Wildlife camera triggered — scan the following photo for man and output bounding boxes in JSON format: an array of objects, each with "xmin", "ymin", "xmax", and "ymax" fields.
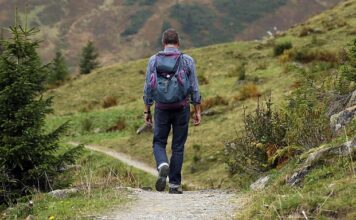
[{"xmin": 143, "ymin": 28, "xmax": 201, "ymax": 194}]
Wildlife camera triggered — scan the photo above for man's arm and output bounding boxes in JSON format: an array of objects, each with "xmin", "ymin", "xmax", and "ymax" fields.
[
  {"xmin": 143, "ymin": 57, "xmax": 155, "ymax": 125},
  {"xmin": 186, "ymin": 56, "xmax": 202, "ymax": 126}
]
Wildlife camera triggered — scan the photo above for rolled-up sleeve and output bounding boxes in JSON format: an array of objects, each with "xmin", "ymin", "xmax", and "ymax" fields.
[
  {"xmin": 143, "ymin": 56, "xmax": 155, "ymax": 106},
  {"xmin": 186, "ymin": 56, "xmax": 201, "ymax": 105}
]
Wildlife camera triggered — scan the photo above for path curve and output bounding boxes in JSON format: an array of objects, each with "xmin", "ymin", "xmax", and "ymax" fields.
[
  {"xmin": 68, "ymin": 142, "xmax": 157, "ymax": 176},
  {"xmin": 69, "ymin": 142, "xmax": 245, "ymax": 219}
]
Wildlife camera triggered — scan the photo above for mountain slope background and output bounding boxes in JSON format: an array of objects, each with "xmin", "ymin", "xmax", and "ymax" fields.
[
  {"xmin": 44, "ymin": 0, "xmax": 355, "ymax": 186},
  {"xmin": 0, "ymin": 0, "xmax": 341, "ymax": 69}
]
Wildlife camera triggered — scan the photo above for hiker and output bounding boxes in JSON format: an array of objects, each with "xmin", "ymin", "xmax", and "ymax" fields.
[{"xmin": 143, "ymin": 28, "xmax": 201, "ymax": 194}]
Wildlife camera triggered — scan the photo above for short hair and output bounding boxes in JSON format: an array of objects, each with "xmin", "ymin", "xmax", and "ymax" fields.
[{"xmin": 162, "ymin": 28, "xmax": 180, "ymax": 45}]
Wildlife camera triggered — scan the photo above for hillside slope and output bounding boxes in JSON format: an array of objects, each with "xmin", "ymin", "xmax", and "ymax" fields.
[
  {"xmin": 45, "ymin": 0, "xmax": 356, "ymax": 190},
  {"xmin": 0, "ymin": 0, "xmax": 341, "ymax": 68}
]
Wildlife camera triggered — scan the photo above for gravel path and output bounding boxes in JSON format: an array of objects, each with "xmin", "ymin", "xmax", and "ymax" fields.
[
  {"xmin": 69, "ymin": 142, "xmax": 244, "ymax": 219},
  {"xmin": 101, "ymin": 189, "xmax": 242, "ymax": 220}
]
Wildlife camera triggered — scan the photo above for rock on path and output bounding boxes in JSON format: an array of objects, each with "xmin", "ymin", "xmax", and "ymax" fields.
[{"xmin": 99, "ymin": 189, "xmax": 240, "ymax": 220}]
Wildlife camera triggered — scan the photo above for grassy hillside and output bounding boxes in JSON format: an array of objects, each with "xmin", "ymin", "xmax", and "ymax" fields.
[
  {"xmin": 0, "ymin": 0, "xmax": 341, "ymax": 68},
  {"xmin": 45, "ymin": 0, "xmax": 356, "ymax": 192}
]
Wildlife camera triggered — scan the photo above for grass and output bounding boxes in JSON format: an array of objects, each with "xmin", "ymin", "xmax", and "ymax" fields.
[
  {"xmin": 4, "ymin": 188, "xmax": 130, "ymax": 219},
  {"xmin": 237, "ymin": 156, "xmax": 356, "ymax": 219},
  {"xmin": 2, "ymin": 146, "xmax": 155, "ymax": 219}
]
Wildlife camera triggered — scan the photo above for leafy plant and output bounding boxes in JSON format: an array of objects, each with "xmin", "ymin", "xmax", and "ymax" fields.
[
  {"xmin": 0, "ymin": 25, "xmax": 82, "ymax": 204},
  {"xmin": 225, "ymin": 97, "xmax": 290, "ymax": 176},
  {"xmin": 274, "ymin": 41, "xmax": 292, "ymax": 56},
  {"xmin": 79, "ymin": 41, "xmax": 100, "ymax": 74},
  {"xmin": 336, "ymin": 39, "xmax": 356, "ymax": 94},
  {"xmin": 47, "ymin": 50, "xmax": 69, "ymax": 86}
]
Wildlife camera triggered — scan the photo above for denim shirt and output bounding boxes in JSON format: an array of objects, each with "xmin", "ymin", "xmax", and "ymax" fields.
[{"xmin": 143, "ymin": 47, "xmax": 201, "ymax": 106}]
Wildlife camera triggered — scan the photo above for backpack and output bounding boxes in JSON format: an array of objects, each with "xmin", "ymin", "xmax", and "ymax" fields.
[{"xmin": 148, "ymin": 52, "xmax": 190, "ymax": 104}]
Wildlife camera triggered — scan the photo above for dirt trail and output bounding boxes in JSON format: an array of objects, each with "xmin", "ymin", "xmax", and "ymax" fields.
[
  {"xmin": 69, "ymin": 142, "xmax": 157, "ymax": 176},
  {"xmin": 69, "ymin": 142, "xmax": 244, "ymax": 219}
]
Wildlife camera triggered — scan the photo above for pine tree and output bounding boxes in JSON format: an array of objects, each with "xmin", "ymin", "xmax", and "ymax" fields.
[
  {"xmin": 0, "ymin": 28, "xmax": 4, "ymax": 54},
  {"xmin": 79, "ymin": 41, "xmax": 99, "ymax": 74},
  {"xmin": 0, "ymin": 26, "xmax": 82, "ymax": 204},
  {"xmin": 48, "ymin": 50, "xmax": 69, "ymax": 85}
]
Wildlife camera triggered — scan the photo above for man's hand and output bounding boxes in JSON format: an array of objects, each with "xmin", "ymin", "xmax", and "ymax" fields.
[
  {"xmin": 144, "ymin": 105, "xmax": 152, "ymax": 125},
  {"xmin": 193, "ymin": 104, "xmax": 201, "ymax": 126},
  {"xmin": 144, "ymin": 112, "xmax": 152, "ymax": 125}
]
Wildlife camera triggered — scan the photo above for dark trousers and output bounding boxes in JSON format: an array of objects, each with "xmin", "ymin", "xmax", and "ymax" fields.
[{"xmin": 153, "ymin": 106, "xmax": 190, "ymax": 186}]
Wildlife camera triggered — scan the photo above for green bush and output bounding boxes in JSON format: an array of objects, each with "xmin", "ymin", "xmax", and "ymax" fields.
[
  {"xmin": 273, "ymin": 41, "xmax": 292, "ymax": 56},
  {"xmin": 225, "ymin": 97, "xmax": 290, "ymax": 176},
  {"xmin": 0, "ymin": 26, "xmax": 82, "ymax": 204},
  {"xmin": 337, "ymin": 39, "xmax": 356, "ymax": 94}
]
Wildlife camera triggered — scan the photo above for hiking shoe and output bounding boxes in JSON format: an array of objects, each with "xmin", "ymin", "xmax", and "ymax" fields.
[
  {"xmin": 155, "ymin": 164, "xmax": 169, "ymax": 192},
  {"xmin": 169, "ymin": 187, "xmax": 183, "ymax": 194}
]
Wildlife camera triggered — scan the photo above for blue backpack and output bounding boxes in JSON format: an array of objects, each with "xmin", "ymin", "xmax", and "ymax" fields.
[{"xmin": 148, "ymin": 52, "xmax": 191, "ymax": 104}]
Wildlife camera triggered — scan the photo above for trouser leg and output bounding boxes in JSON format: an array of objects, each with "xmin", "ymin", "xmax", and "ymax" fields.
[
  {"xmin": 169, "ymin": 107, "xmax": 190, "ymax": 186},
  {"xmin": 152, "ymin": 108, "xmax": 171, "ymax": 169}
]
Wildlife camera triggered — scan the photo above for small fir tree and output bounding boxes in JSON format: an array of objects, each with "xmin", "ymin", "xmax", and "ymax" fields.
[
  {"xmin": 79, "ymin": 41, "xmax": 99, "ymax": 74},
  {"xmin": 0, "ymin": 26, "xmax": 82, "ymax": 204},
  {"xmin": 48, "ymin": 50, "xmax": 69, "ymax": 85},
  {"xmin": 0, "ymin": 28, "xmax": 4, "ymax": 54}
]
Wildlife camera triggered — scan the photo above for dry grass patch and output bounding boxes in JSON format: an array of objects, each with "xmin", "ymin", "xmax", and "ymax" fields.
[
  {"xmin": 102, "ymin": 95, "xmax": 118, "ymax": 109},
  {"xmin": 201, "ymin": 95, "xmax": 228, "ymax": 110},
  {"xmin": 235, "ymin": 83, "xmax": 261, "ymax": 101}
]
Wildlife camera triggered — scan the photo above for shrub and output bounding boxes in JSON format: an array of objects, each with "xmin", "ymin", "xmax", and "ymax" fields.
[
  {"xmin": 236, "ymin": 83, "xmax": 261, "ymax": 101},
  {"xmin": 225, "ymin": 97, "xmax": 291, "ymax": 176},
  {"xmin": 201, "ymin": 95, "xmax": 228, "ymax": 110},
  {"xmin": 292, "ymin": 48, "xmax": 338, "ymax": 63},
  {"xmin": 274, "ymin": 41, "xmax": 292, "ymax": 56},
  {"xmin": 102, "ymin": 96, "xmax": 118, "ymax": 109},
  {"xmin": 225, "ymin": 136, "xmax": 268, "ymax": 176},
  {"xmin": 286, "ymin": 74, "xmax": 333, "ymax": 148},
  {"xmin": 336, "ymin": 39, "xmax": 356, "ymax": 94}
]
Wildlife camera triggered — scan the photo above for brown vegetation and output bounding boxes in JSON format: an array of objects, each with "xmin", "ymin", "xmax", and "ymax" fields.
[{"xmin": 102, "ymin": 96, "xmax": 118, "ymax": 109}]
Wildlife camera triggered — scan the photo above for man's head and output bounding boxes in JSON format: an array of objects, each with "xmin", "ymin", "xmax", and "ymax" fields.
[{"xmin": 162, "ymin": 28, "xmax": 179, "ymax": 48}]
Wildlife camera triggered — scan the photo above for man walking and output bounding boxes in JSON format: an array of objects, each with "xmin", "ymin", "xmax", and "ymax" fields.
[{"xmin": 143, "ymin": 29, "xmax": 201, "ymax": 194}]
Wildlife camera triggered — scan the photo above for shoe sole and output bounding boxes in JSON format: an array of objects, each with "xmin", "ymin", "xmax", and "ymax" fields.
[{"xmin": 155, "ymin": 165, "xmax": 169, "ymax": 192}]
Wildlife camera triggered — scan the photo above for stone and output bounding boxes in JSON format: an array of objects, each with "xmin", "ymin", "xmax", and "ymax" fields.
[
  {"xmin": 346, "ymin": 90, "xmax": 356, "ymax": 108},
  {"xmin": 48, "ymin": 188, "xmax": 79, "ymax": 199},
  {"xmin": 136, "ymin": 123, "xmax": 153, "ymax": 135},
  {"xmin": 330, "ymin": 105, "xmax": 356, "ymax": 133},
  {"xmin": 25, "ymin": 215, "xmax": 35, "ymax": 220},
  {"xmin": 201, "ymin": 109, "xmax": 220, "ymax": 116},
  {"xmin": 287, "ymin": 166, "xmax": 311, "ymax": 186},
  {"xmin": 287, "ymin": 139, "xmax": 355, "ymax": 186},
  {"xmin": 250, "ymin": 176, "xmax": 270, "ymax": 191}
]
